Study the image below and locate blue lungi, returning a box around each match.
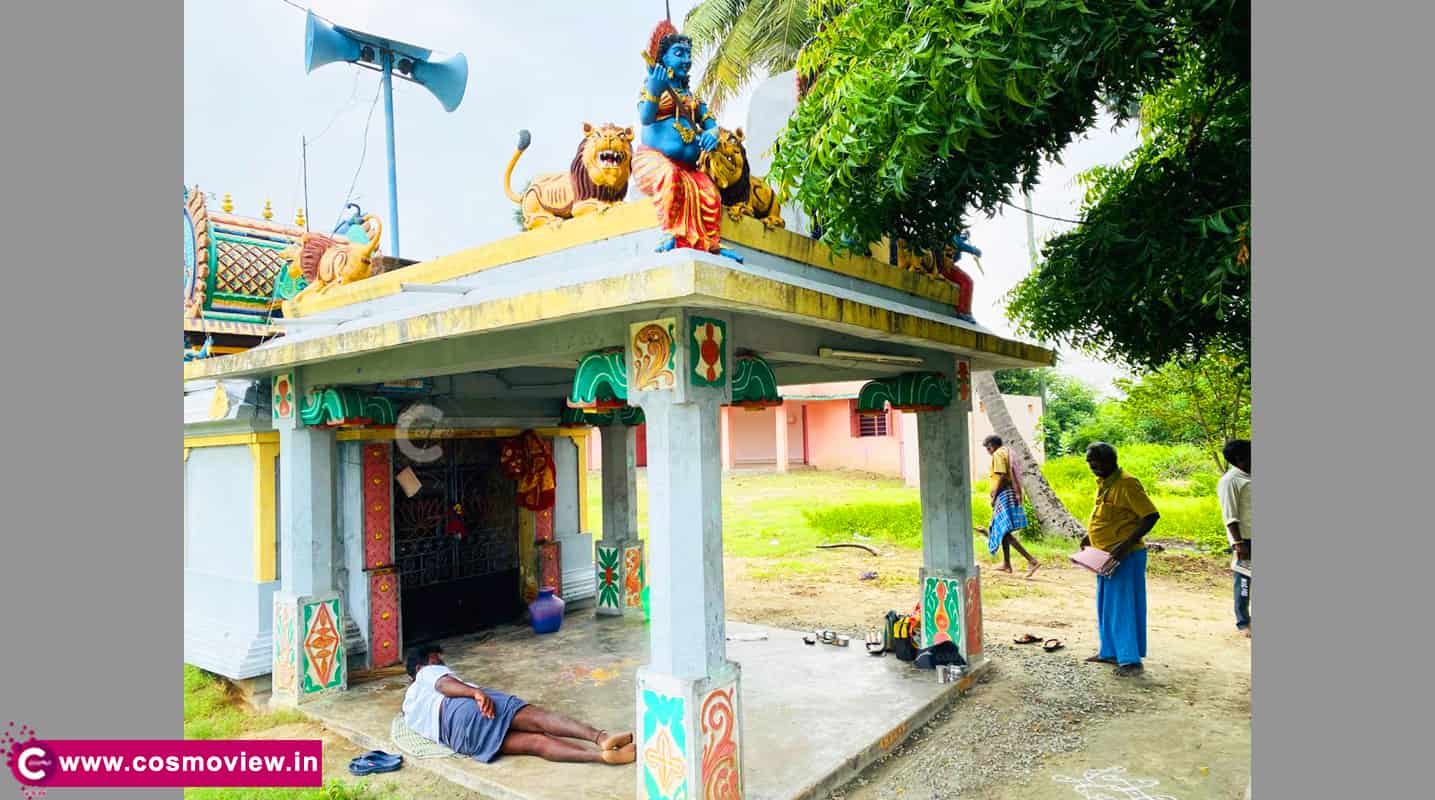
[1096,547,1148,666]
[987,487,1029,554]
[438,689,528,763]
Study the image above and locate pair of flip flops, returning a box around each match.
[348,750,403,776]
[803,630,851,647]
[1014,633,1064,652]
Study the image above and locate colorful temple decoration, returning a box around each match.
[298,388,398,427]
[729,353,781,409]
[559,405,644,428]
[504,124,634,230]
[689,316,727,387]
[500,430,557,511]
[855,372,954,415]
[568,348,629,410]
[184,186,304,336]
[634,18,743,263]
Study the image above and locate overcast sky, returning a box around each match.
[185,0,1140,395]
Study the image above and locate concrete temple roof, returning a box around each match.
[182,200,1054,384]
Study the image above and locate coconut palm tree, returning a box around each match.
[683,0,817,113]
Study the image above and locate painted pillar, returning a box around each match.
[915,359,983,661]
[773,403,790,474]
[596,423,643,617]
[269,370,347,707]
[629,312,744,800]
[719,406,734,471]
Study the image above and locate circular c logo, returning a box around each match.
[16,743,54,783]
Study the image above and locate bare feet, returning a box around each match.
[996,564,1014,574]
[1240,628,1252,639]
[1084,654,1116,665]
[1025,560,1040,579]
[601,742,637,765]
[597,730,634,751]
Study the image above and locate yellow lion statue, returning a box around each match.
[697,127,784,229]
[504,123,634,230]
[279,216,383,305]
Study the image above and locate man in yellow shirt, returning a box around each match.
[982,435,1039,577]
[1081,442,1160,677]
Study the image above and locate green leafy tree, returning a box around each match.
[684,0,819,113]
[993,369,1098,457]
[772,0,1250,369]
[1115,349,1250,472]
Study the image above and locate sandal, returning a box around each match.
[1084,654,1116,664]
[1014,633,1042,644]
[803,634,816,645]
[1043,638,1064,653]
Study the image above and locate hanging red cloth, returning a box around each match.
[500,430,556,511]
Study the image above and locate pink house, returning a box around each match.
[586,381,1044,485]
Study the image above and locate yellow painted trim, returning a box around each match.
[284,201,660,318]
[283,197,959,319]
[183,431,280,449]
[250,441,279,582]
[183,261,1052,381]
[686,262,1057,367]
[574,431,590,533]
[183,447,191,461]
[184,267,689,380]
[719,215,959,306]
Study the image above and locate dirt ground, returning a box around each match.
[725,548,1251,800]
[257,547,1249,800]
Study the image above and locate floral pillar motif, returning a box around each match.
[624,543,646,609]
[700,686,743,799]
[596,545,623,612]
[300,597,345,694]
[920,575,962,650]
[690,316,726,387]
[630,318,678,393]
[271,373,296,424]
[641,689,689,800]
[272,600,298,698]
[637,666,744,800]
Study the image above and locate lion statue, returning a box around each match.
[504,123,634,230]
[697,127,784,229]
[279,215,383,305]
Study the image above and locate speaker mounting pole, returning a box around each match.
[381,50,401,258]
[302,10,469,262]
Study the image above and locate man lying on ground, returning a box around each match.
[402,644,636,765]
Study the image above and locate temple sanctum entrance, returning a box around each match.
[393,438,522,644]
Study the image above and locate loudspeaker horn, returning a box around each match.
[304,11,362,74]
[409,52,469,113]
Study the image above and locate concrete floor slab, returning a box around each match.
[303,615,986,800]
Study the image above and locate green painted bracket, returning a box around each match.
[568,348,629,410]
[299,388,397,427]
[729,353,782,408]
[855,372,953,415]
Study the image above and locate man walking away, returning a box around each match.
[1218,439,1253,638]
[983,435,1039,578]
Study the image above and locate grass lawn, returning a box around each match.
[585,443,1227,576]
[184,666,390,800]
